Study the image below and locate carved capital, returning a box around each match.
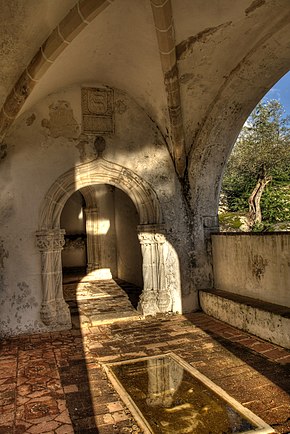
[138,232,155,245]
[53,229,66,250]
[36,231,54,252]
[154,233,166,244]
[36,229,65,252]
[138,232,166,245]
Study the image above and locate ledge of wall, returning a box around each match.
[199,289,290,349]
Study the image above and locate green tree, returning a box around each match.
[222,100,290,230]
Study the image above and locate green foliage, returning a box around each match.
[218,212,244,229]
[221,99,290,229]
[261,184,290,223]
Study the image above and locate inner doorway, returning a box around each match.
[60,184,143,327]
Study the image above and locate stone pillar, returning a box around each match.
[84,207,100,273]
[36,229,71,329]
[203,215,220,289]
[53,230,71,326]
[155,233,171,313]
[137,225,171,316]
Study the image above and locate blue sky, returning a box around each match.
[262,71,290,115]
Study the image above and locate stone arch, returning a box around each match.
[36,157,171,330]
[39,157,162,230]
[188,15,290,221]
[186,17,290,292]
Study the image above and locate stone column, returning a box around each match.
[84,207,100,273]
[53,230,71,327]
[137,225,171,316]
[203,215,220,289]
[155,233,171,313]
[36,230,57,326]
[36,229,71,329]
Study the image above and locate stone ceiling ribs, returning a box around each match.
[150,0,186,179]
[0,0,114,143]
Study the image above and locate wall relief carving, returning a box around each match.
[82,87,114,135]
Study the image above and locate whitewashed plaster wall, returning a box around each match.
[212,233,290,308]
[90,184,117,277]
[0,84,194,336]
[114,187,143,287]
[61,191,85,234]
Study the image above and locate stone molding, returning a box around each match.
[150,0,186,178]
[39,157,162,229]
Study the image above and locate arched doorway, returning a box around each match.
[61,184,144,287]
[59,184,144,327]
[36,156,171,330]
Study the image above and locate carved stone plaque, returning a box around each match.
[82,87,114,134]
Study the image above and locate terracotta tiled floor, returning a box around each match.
[0,278,289,434]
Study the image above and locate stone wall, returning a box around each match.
[212,233,290,308]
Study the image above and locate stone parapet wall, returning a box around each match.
[200,291,290,349]
[211,233,290,308]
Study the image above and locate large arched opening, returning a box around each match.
[189,69,290,347]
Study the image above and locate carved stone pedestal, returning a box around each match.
[138,288,159,317]
[137,225,172,316]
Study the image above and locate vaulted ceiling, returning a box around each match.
[1,0,290,177]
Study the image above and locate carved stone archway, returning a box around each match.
[36,156,171,329]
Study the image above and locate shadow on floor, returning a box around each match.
[58,347,100,434]
[60,269,99,433]
[185,313,290,395]
[113,278,142,310]
[59,269,143,433]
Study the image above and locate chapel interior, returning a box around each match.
[0,1,289,433]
